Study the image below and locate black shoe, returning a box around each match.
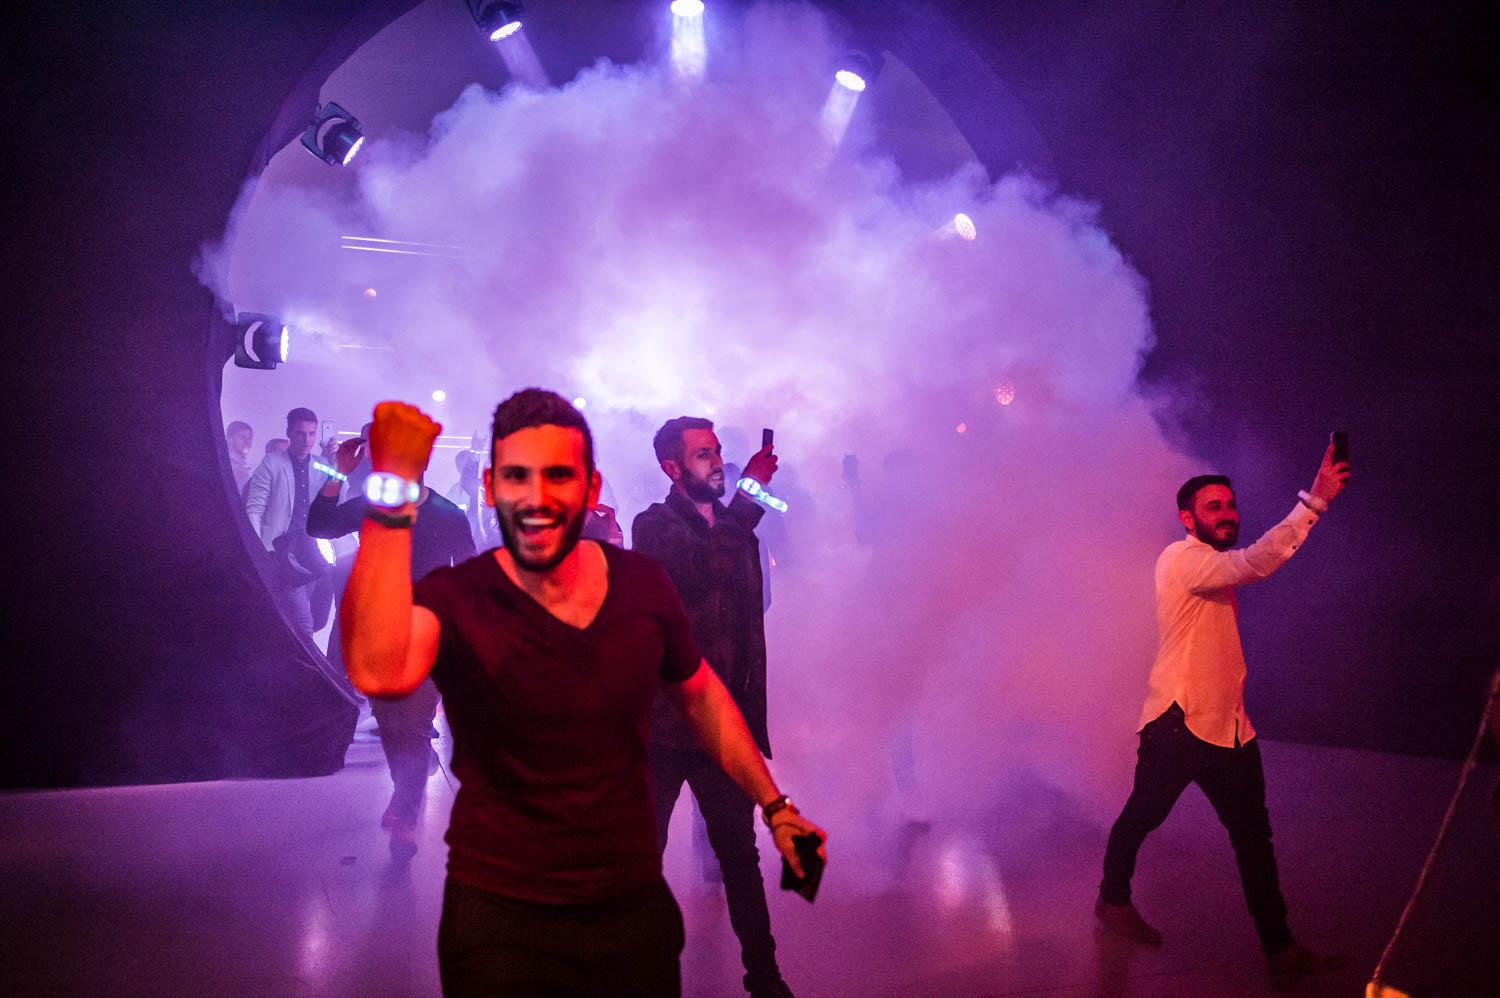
[747,979,794,998]
[1093,896,1163,945]
[389,818,418,863]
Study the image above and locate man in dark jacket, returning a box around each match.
[308,435,474,861]
[633,416,791,998]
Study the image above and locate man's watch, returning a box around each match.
[761,794,796,827]
[364,506,415,529]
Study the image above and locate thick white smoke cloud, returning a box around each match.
[211,3,1195,883]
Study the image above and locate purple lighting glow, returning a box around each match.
[490,22,522,42]
[215,4,1186,864]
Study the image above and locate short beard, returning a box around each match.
[1193,515,1238,551]
[498,504,588,573]
[681,469,725,503]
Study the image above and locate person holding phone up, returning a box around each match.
[1095,438,1351,989]
[632,418,804,998]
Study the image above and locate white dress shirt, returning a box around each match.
[1137,501,1321,748]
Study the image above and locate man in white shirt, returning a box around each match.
[1096,443,1350,987]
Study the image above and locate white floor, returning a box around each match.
[2,723,1495,997]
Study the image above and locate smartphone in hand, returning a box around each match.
[762,427,774,450]
[1331,431,1349,468]
[779,833,825,903]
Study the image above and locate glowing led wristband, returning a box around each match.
[364,472,420,508]
[736,477,789,513]
[313,460,348,483]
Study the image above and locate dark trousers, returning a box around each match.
[1101,703,1294,955]
[649,746,780,991]
[370,677,439,824]
[438,877,684,998]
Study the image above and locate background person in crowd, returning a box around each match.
[582,472,625,547]
[308,433,474,861]
[244,407,324,635]
[1096,444,1351,988]
[340,391,825,996]
[634,416,792,998]
[225,421,254,493]
[264,438,289,456]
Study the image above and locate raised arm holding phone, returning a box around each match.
[340,390,823,998]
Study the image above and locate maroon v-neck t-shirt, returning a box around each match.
[413,541,702,904]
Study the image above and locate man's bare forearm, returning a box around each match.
[340,514,415,696]
[675,666,779,806]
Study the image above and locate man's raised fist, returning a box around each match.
[369,402,441,483]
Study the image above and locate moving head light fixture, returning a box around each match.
[467,0,525,41]
[232,313,290,370]
[300,102,366,166]
[836,47,885,93]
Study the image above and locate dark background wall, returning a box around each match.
[5,1,1494,787]
[943,2,1498,756]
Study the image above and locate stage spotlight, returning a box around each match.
[300,102,365,167]
[231,313,289,370]
[836,48,884,93]
[572,396,588,410]
[468,1,524,42]
[834,70,866,94]
[995,381,1016,406]
[670,0,704,15]
[431,389,448,403]
[954,213,977,241]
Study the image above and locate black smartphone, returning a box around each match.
[779,832,824,903]
[762,427,774,450]
[1331,431,1349,468]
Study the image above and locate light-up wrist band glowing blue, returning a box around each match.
[736,477,789,513]
[364,472,421,508]
[313,460,348,483]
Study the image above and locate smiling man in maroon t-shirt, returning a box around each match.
[340,389,826,997]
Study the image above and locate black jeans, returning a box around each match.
[438,877,684,997]
[1100,703,1294,954]
[649,746,780,991]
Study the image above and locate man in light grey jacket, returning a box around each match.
[245,406,325,634]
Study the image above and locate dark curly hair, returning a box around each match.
[490,389,595,477]
[1176,474,1233,511]
[652,416,715,465]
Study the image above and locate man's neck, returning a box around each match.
[496,541,595,603]
[288,450,311,463]
[672,483,715,527]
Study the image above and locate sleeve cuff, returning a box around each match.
[1296,489,1329,515]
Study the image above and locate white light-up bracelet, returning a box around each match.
[364,472,421,508]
